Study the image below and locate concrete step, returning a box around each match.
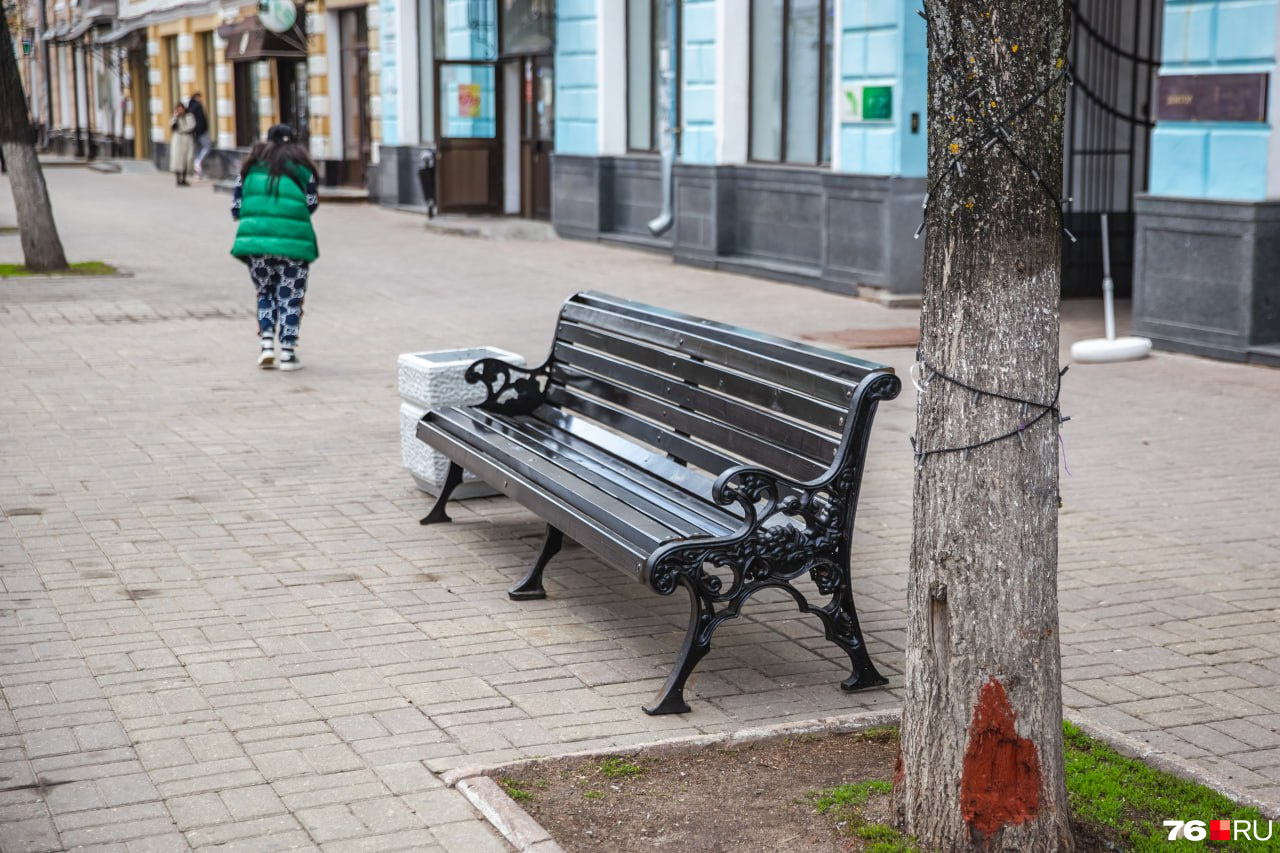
[424,215,555,241]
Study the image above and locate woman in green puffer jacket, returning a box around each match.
[231,124,320,371]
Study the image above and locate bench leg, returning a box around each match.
[824,590,889,692]
[644,578,713,716]
[509,525,561,601]
[419,463,464,525]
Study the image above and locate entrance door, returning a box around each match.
[436,62,501,213]
[520,56,554,219]
[1062,0,1162,297]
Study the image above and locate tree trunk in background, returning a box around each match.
[1,18,68,272]
[898,2,1074,851]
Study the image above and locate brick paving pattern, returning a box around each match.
[1,168,1277,850]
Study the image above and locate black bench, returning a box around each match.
[416,292,901,714]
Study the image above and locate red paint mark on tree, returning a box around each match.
[960,677,1042,838]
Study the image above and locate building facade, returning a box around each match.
[15,0,1280,360]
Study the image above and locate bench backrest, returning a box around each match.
[544,291,894,484]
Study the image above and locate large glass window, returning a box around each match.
[234,61,261,145]
[200,32,218,139]
[435,0,497,61]
[749,0,833,165]
[418,0,436,140]
[502,0,554,55]
[626,0,679,152]
[164,36,181,113]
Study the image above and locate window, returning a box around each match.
[164,36,181,114]
[501,0,554,55]
[418,0,435,140]
[749,0,833,165]
[626,0,679,152]
[201,32,218,141]
[234,61,261,146]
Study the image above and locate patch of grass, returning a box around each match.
[583,790,604,801]
[811,779,920,851]
[499,778,534,803]
[0,261,118,277]
[860,726,900,744]
[813,779,894,814]
[1063,720,1270,851]
[598,757,644,779]
[857,822,920,853]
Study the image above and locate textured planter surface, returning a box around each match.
[398,347,526,497]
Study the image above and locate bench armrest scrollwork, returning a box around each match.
[465,358,551,416]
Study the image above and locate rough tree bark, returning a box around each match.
[897,2,1074,851]
[1,16,68,272]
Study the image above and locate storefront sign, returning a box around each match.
[840,82,893,123]
[458,83,482,118]
[1156,73,1268,123]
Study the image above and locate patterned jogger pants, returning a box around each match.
[248,256,310,347]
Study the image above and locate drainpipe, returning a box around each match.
[647,0,677,236]
[39,0,53,146]
[71,43,84,157]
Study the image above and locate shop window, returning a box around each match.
[164,36,181,114]
[234,61,261,146]
[201,32,218,139]
[749,0,833,165]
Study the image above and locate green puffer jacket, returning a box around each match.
[231,164,319,263]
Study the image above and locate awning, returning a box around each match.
[223,26,306,62]
[96,20,145,45]
[61,18,96,41]
[41,24,69,42]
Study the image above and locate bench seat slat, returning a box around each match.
[532,407,731,508]
[542,387,743,476]
[426,408,732,546]
[548,374,831,482]
[553,327,849,433]
[551,351,840,469]
[419,417,652,576]
[514,413,741,535]
[456,409,739,538]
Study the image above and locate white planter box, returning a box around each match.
[397,347,526,497]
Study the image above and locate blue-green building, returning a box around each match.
[372,0,1279,361]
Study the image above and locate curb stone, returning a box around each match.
[446,707,1278,851]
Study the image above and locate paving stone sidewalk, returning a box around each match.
[1,167,1278,851]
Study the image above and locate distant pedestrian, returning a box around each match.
[187,92,212,179]
[169,103,196,186]
[230,124,319,371]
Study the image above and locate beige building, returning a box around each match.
[18,0,379,187]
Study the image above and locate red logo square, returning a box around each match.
[1210,820,1231,841]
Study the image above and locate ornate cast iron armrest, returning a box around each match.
[465,358,551,416]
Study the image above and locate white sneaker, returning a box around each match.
[257,347,276,369]
[278,350,302,371]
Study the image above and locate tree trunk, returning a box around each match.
[1,17,68,272]
[898,3,1074,851]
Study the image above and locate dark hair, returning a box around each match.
[239,125,318,195]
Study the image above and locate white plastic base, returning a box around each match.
[1070,336,1153,363]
